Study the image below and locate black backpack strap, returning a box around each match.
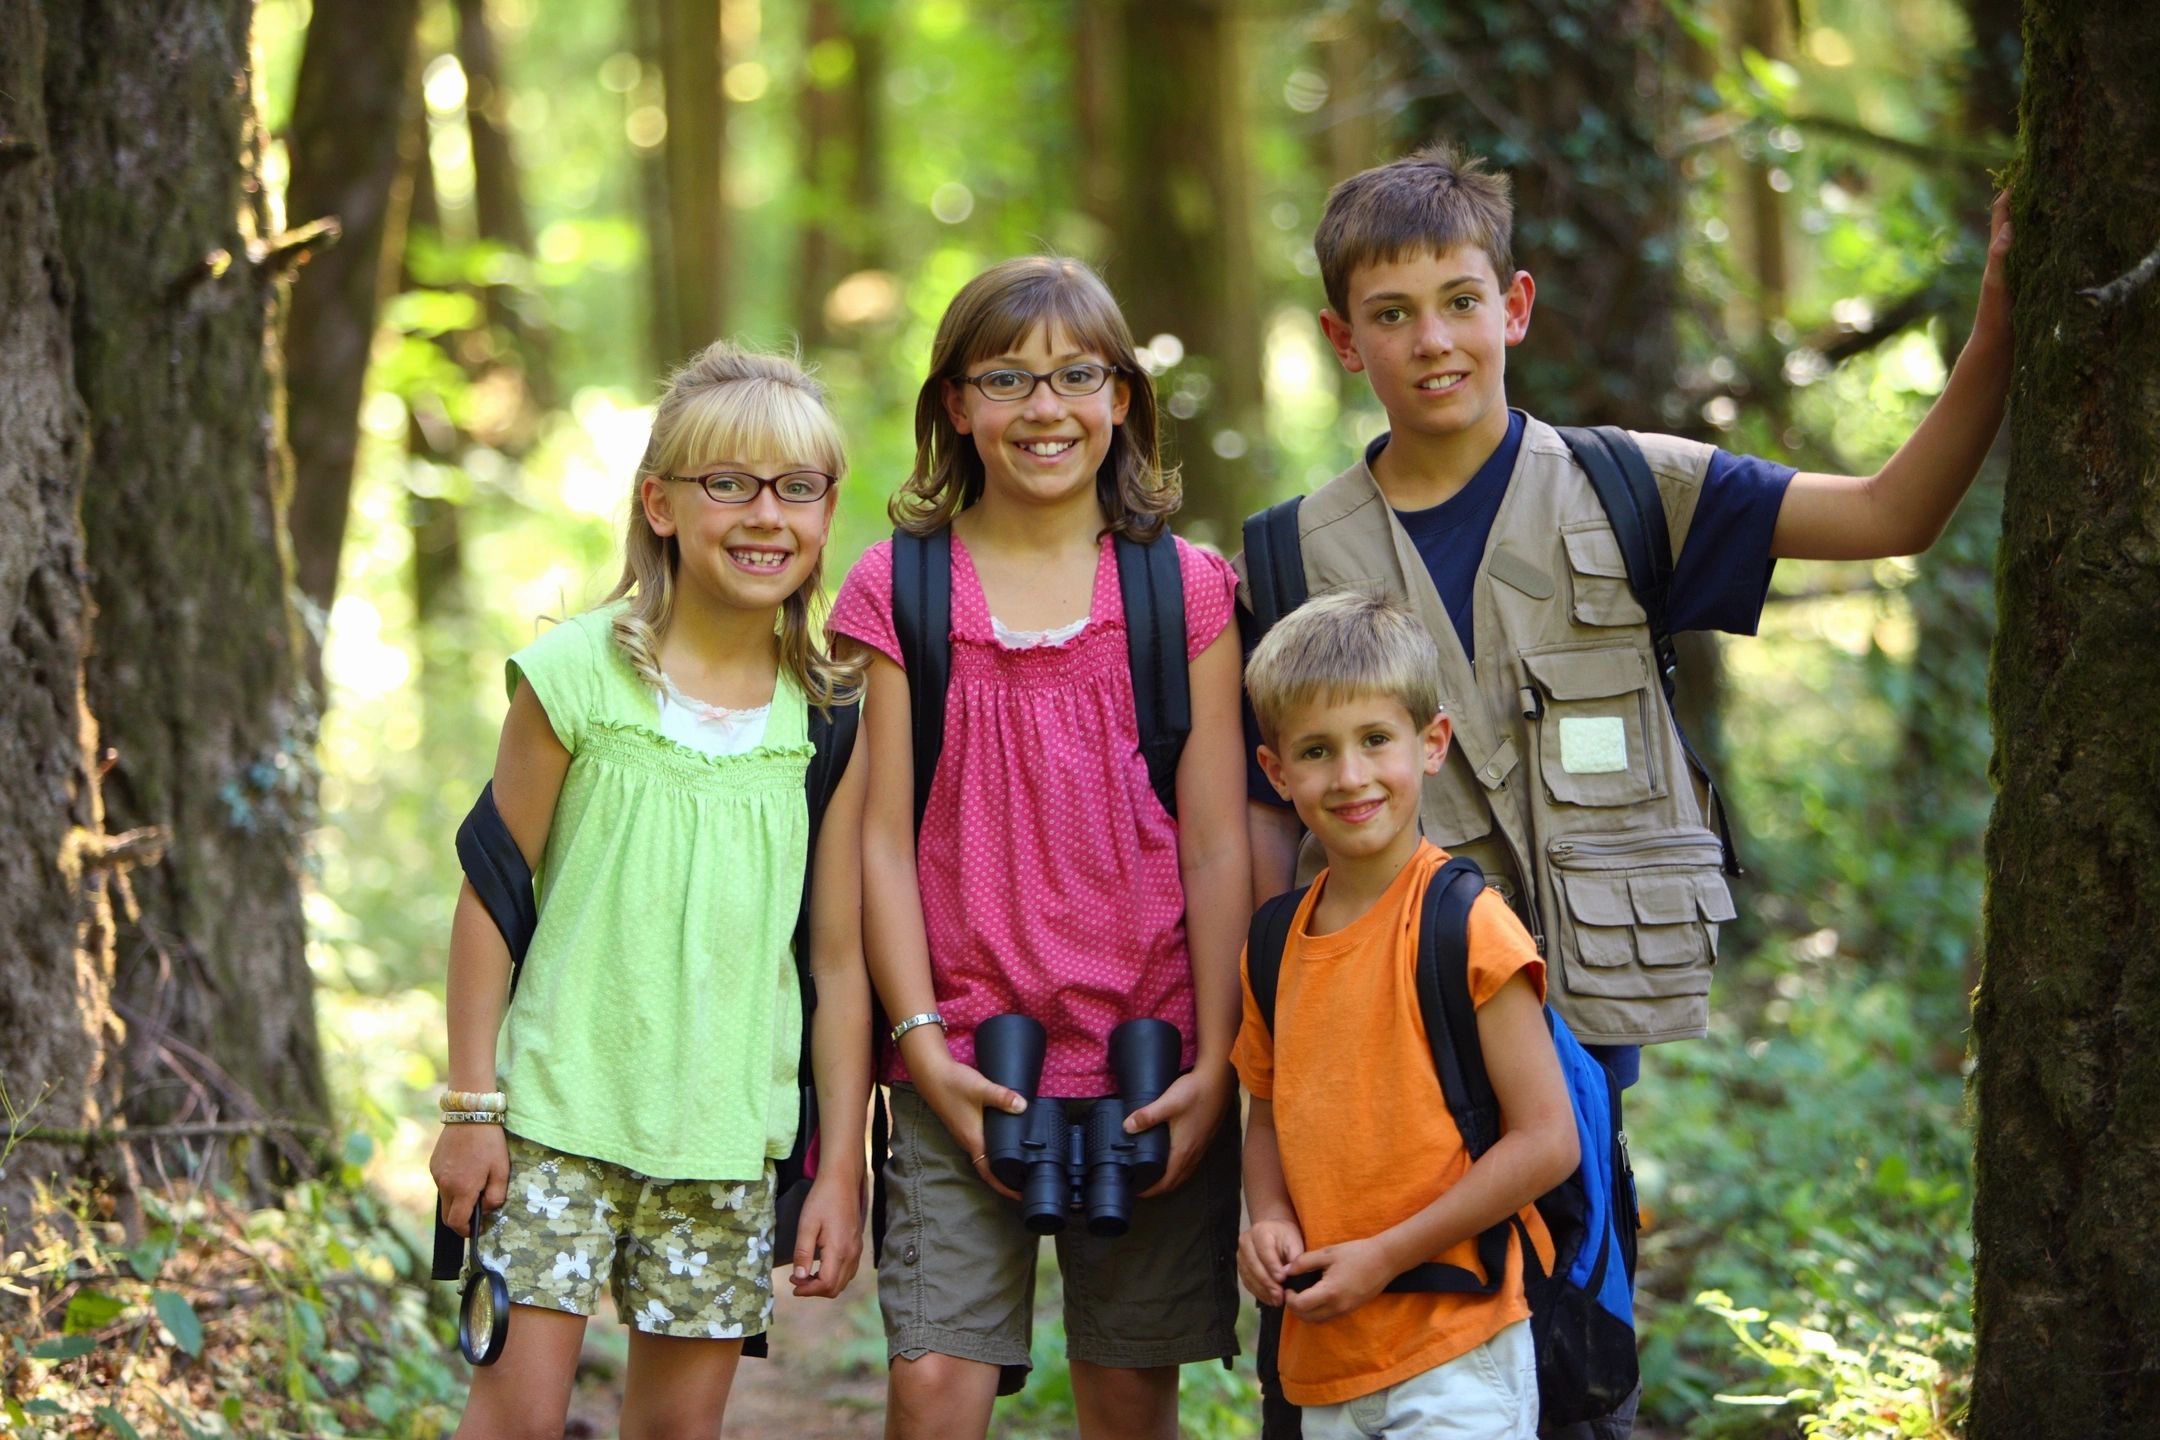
[1240,497,1308,641]
[434,783,541,1281]
[1114,529,1190,818]
[1383,858,1511,1297]
[454,782,539,1000]
[1245,886,1310,1037]
[889,527,952,834]
[1559,425,1742,877]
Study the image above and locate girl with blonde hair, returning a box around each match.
[431,341,869,1436]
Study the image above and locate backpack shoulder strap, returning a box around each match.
[1557,426,1676,704]
[1240,496,1308,641]
[794,700,861,1005]
[889,527,952,835]
[1381,856,1512,1297]
[1245,885,1311,1037]
[1113,529,1190,818]
[455,782,539,999]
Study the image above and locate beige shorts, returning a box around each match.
[877,1083,1241,1384]
[479,1132,775,1340]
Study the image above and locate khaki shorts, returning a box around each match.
[878,1083,1241,1384]
[480,1132,775,1340]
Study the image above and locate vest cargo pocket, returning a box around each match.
[1548,828,1731,1000]
[1560,522,1648,628]
[1521,645,1662,808]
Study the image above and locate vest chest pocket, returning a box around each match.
[1521,645,1663,808]
[1561,522,1648,628]
[1548,828,1734,1000]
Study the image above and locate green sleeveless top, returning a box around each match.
[496,605,812,1180]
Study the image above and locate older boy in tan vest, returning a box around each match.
[1235,142,2011,1438]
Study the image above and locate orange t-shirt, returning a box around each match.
[1231,841,1553,1407]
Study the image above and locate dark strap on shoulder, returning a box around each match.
[795,701,860,992]
[1241,497,1308,640]
[890,528,952,834]
[1384,858,1512,1297]
[1114,529,1190,817]
[1557,426,1674,701]
[1559,425,1742,877]
[1245,885,1311,1036]
[455,782,538,1000]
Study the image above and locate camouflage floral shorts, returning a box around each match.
[478,1132,775,1339]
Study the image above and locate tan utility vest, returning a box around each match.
[1238,414,1738,1046]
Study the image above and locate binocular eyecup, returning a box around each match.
[975,1013,1181,1238]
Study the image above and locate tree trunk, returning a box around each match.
[283,0,422,647]
[456,0,554,406]
[1105,0,1265,547]
[794,0,886,347]
[647,0,729,372]
[1969,2,2160,1434]
[0,0,119,1230]
[44,0,327,1151]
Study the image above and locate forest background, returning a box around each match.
[8,0,2135,1434]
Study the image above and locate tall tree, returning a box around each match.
[456,0,554,405]
[644,0,729,372]
[283,0,423,644]
[794,0,885,347]
[1097,0,1266,545]
[44,0,327,1146]
[0,0,118,1227]
[1969,3,2160,1434]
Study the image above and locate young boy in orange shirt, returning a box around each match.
[1233,590,1581,1439]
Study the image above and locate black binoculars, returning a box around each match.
[975,1013,1180,1237]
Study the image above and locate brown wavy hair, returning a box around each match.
[604,340,862,710]
[889,256,1179,540]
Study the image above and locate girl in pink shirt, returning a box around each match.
[830,257,1250,1440]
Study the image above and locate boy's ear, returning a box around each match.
[1422,710,1453,774]
[943,377,974,436]
[1255,743,1292,801]
[1318,308,1365,374]
[640,474,677,538]
[1502,270,1536,347]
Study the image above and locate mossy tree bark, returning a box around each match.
[1969,1,2160,1433]
[0,0,118,1230]
[42,0,327,1150]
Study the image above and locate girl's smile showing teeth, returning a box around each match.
[727,546,792,573]
[1017,438,1078,458]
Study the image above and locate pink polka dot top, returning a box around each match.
[830,528,1238,1097]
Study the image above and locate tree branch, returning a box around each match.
[2079,238,2160,308]
[1788,112,2007,169]
[248,216,343,276]
[20,1118,330,1146]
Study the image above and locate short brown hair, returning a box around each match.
[890,256,1178,541]
[1245,590,1443,749]
[1314,141,1514,318]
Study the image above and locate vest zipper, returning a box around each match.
[1549,833,1719,862]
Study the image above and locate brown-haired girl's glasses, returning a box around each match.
[663,470,836,505]
[958,363,1121,404]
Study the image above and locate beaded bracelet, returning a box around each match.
[440,1110,506,1125]
[439,1089,506,1115]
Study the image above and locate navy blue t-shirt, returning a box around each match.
[1243,420,1796,1087]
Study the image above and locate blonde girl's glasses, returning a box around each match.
[662,470,837,505]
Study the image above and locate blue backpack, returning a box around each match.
[1246,857,1640,1433]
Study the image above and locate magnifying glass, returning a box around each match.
[458,1199,509,1366]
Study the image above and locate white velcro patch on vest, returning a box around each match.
[1559,716,1628,774]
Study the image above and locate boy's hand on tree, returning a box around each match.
[790,1172,865,1298]
[1237,1217,1306,1306]
[1284,1236,1396,1323]
[1125,1062,1233,1198]
[1976,190,2014,341]
[916,1055,1026,1200]
[429,1123,509,1236]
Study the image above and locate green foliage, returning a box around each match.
[1697,1287,1969,1438]
[1,1177,460,1437]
